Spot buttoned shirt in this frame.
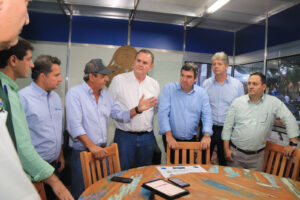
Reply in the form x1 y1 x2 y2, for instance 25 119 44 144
0 72 54 181
203 76 244 126
66 82 130 150
19 82 63 163
158 82 213 140
222 94 299 151
108 71 160 132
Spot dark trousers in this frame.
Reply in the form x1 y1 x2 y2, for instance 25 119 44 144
210 125 227 166
114 129 155 170
45 161 61 200
162 135 201 164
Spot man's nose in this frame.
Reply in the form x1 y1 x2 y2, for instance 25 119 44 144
25 12 30 25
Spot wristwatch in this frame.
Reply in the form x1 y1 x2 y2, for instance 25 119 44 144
135 106 143 114
289 141 298 146
203 132 210 137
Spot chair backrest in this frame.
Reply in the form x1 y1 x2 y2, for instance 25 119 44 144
262 141 300 181
166 142 210 165
80 143 121 189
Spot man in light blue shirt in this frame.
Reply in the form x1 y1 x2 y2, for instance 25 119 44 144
19 55 65 199
66 58 157 198
203 52 244 165
158 63 213 163
222 72 299 171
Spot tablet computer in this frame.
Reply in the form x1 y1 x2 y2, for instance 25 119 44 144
142 179 189 199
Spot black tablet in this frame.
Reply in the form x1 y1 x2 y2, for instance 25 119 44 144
142 179 189 199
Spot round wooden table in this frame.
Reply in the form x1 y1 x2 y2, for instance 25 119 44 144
79 165 300 200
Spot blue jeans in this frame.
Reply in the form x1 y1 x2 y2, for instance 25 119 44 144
114 129 155 170
71 149 84 199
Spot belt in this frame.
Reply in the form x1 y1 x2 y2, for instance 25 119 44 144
117 128 152 135
213 125 223 129
230 141 265 155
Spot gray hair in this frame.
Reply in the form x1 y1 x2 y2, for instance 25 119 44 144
83 62 98 81
212 52 229 65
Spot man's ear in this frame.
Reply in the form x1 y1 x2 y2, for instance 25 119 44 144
8 55 18 67
39 72 46 80
263 83 267 91
88 73 95 82
149 63 154 71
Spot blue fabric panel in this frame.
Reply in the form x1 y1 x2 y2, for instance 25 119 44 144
71 16 128 46
185 27 234 55
131 21 184 51
268 4 300 47
21 11 69 42
235 21 265 55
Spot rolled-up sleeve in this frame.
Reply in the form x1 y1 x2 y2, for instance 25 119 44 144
110 101 131 123
158 85 172 135
66 90 86 140
200 90 213 135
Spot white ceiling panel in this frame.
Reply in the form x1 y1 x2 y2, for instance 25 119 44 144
29 0 300 32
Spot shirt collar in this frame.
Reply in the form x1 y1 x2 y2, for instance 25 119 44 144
130 71 149 83
31 82 49 97
0 72 19 91
82 81 103 95
176 82 195 94
213 75 231 84
247 93 266 103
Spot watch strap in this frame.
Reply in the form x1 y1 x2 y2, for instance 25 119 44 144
289 141 297 146
135 106 142 114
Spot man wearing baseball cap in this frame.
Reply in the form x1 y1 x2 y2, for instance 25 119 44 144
66 59 157 198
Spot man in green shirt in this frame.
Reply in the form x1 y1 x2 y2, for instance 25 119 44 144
222 72 299 171
0 38 73 200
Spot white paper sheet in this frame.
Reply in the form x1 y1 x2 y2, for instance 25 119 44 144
156 165 207 178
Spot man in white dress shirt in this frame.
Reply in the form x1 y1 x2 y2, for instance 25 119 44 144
109 49 160 170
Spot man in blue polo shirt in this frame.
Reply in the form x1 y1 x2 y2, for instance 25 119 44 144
19 55 64 199
203 52 244 165
158 63 213 162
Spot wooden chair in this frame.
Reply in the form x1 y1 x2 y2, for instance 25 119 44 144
167 142 210 165
80 143 121 189
262 141 300 181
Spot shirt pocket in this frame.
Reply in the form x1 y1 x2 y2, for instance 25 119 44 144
259 113 268 123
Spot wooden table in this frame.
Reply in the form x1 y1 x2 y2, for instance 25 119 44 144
79 165 300 200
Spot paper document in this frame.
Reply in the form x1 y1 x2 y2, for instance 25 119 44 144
156 165 207 178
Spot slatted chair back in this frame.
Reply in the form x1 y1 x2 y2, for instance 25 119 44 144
167 142 210 165
80 143 121 189
262 141 300 181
